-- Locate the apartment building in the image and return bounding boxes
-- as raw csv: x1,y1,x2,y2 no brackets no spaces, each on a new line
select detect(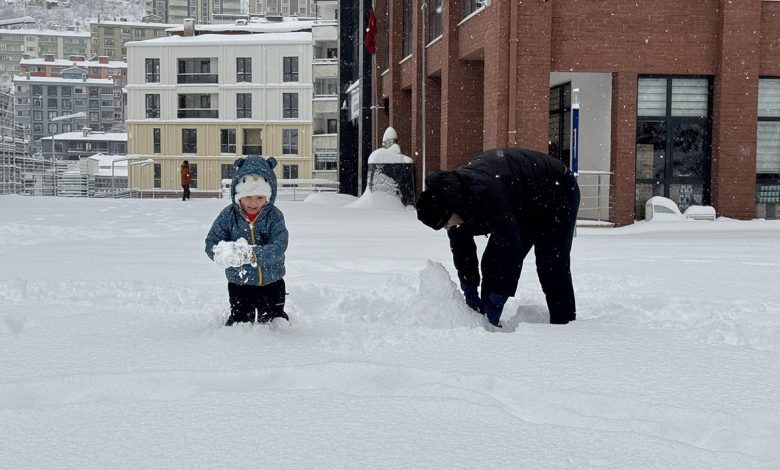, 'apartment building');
13,67,117,156
125,29,314,193
19,54,127,130
0,29,90,81
372,0,780,223
250,0,315,17
89,20,176,61
310,0,338,180
145,0,242,25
